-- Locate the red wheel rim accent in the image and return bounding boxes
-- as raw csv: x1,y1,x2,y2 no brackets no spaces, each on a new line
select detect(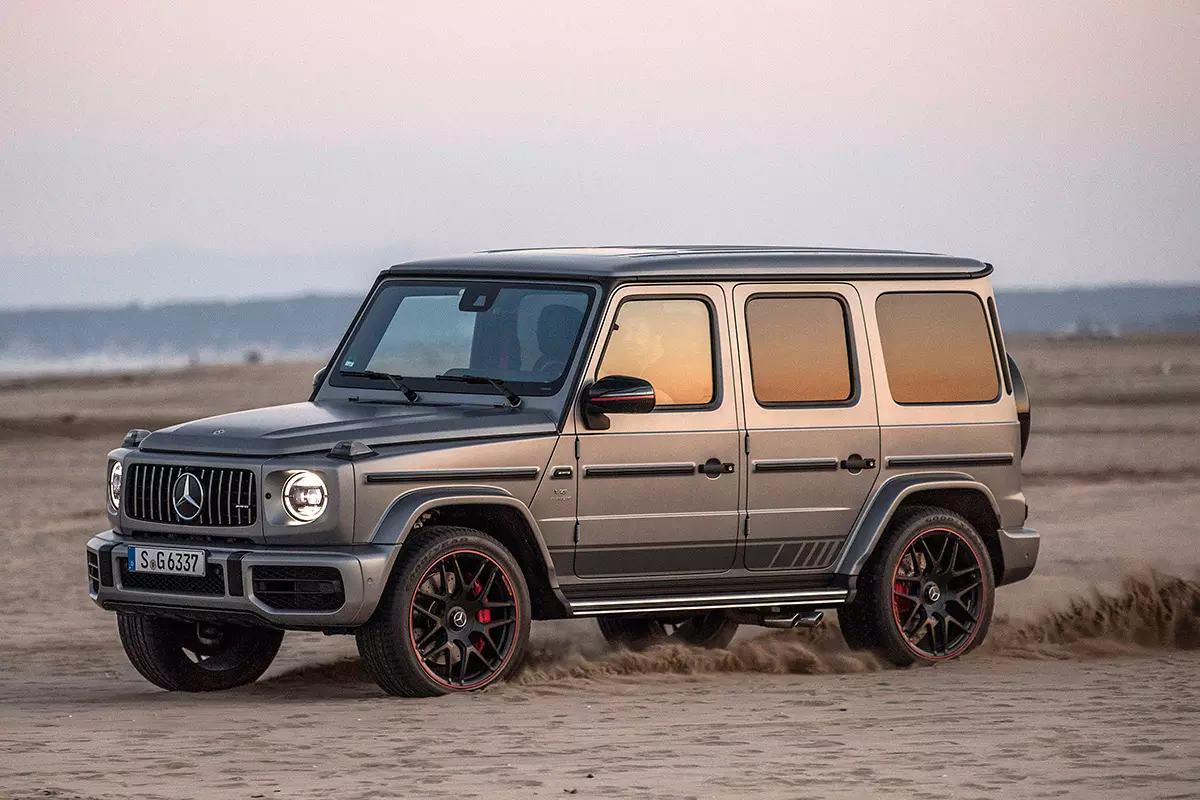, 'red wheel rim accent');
408,549,520,690
891,528,986,660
